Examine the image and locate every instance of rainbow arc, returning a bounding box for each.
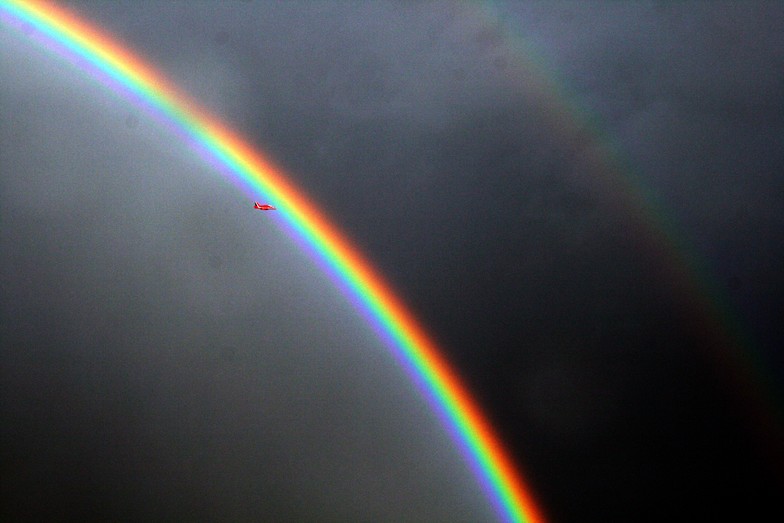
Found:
[0,1,546,521]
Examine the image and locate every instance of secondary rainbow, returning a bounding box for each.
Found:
[0,1,546,521]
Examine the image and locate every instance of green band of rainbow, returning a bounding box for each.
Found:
[0,1,545,521]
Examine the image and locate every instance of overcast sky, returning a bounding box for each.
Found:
[2,1,783,521]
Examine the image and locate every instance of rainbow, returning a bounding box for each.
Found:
[0,1,546,521]
[471,1,784,445]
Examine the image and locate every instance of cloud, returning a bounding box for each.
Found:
[3,1,783,521]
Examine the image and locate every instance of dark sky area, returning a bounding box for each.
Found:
[2,1,783,521]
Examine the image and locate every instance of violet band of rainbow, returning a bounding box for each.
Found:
[0,1,546,521]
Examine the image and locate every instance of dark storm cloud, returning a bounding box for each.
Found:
[3,1,784,522]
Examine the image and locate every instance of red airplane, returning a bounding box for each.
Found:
[254,202,276,211]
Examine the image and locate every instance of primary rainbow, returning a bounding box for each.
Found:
[0,1,546,521]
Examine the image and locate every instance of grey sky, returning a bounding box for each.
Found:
[2,1,783,521]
